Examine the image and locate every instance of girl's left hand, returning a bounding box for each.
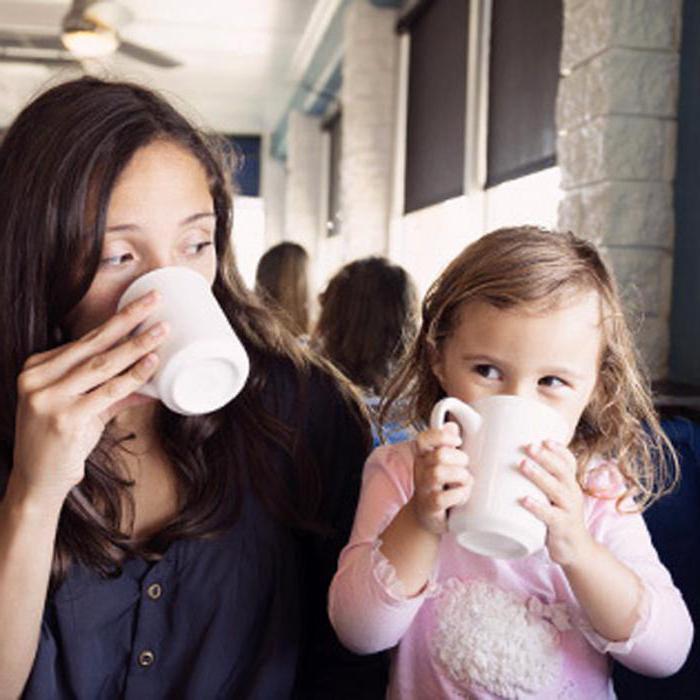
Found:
[519,440,594,567]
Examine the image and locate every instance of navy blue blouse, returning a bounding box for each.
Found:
[19,366,388,699]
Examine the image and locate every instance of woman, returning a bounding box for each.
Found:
[0,77,386,699]
[255,242,310,338]
[313,257,419,444]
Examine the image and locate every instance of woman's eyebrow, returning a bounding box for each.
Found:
[105,212,216,234]
[180,212,216,226]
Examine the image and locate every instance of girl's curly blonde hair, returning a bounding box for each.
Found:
[381,226,678,508]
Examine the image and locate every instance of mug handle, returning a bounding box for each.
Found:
[430,397,482,440]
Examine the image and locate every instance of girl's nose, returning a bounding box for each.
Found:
[502,382,538,402]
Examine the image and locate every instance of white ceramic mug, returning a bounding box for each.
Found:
[118,266,250,415]
[430,395,571,559]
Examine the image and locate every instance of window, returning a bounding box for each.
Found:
[226,135,261,197]
[486,0,562,187]
[401,0,469,213]
[324,111,342,236]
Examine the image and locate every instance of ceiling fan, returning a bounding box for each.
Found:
[0,0,181,68]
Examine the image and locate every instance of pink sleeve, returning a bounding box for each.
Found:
[577,489,694,677]
[328,442,437,654]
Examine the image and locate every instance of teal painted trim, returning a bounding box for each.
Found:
[308,62,342,116]
[270,0,352,161]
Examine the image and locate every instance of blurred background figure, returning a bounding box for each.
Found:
[313,256,419,443]
[255,241,310,338]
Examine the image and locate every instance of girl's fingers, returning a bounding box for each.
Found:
[416,422,462,454]
[19,291,161,390]
[520,459,566,507]
[520,494,555,525]
[58,321,168,395]
[525,441,576,483]
[78,352,160,419]
[420,463,472,493]
[432,484,472,512]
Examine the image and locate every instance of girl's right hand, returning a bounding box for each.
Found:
[411,422,473,536]
[10,291,169,508]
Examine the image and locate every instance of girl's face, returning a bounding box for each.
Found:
[66,139,217,339]
[432,292,603,437]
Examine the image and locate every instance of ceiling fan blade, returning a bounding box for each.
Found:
[118,40,181,68]
[0,32,66,52]
[0,51,76,68]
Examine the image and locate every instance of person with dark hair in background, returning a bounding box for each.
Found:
[0,77,387,699]
[255,241,310,338]
[313,257,419,444]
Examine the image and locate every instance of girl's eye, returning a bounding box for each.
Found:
[539,375,566,388]
[101,252,133,267]
[185,241,213,256]
[474,364,502,380]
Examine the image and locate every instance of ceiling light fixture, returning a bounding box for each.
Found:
[61,26,118,58]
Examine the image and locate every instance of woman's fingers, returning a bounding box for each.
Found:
[58,321,168,396]
[78,352,160,420]
[19,291,161,391]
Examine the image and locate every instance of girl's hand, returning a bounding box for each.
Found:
[411,422,473,536]
[11,291,169,508]
[520,440,594,567]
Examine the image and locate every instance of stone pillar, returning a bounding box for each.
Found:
[557,0,682,378]
[284,110,324,256]
[340,0,400,259]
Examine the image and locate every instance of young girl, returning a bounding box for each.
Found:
[329,227,693,699]
[0,77,387,698]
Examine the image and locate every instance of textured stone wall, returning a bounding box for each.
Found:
[557,0,682,378]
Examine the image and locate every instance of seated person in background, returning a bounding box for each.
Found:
[613,403,700,698]
[313,256,419,445]
[255,241,310,338]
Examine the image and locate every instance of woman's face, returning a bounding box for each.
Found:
[66,139,218,339]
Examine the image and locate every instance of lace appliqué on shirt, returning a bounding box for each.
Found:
[432,579,568,699]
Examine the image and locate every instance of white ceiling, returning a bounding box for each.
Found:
[0,0,324,133]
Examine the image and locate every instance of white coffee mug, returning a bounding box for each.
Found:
[430,395,571,559]
[118,266,250,416]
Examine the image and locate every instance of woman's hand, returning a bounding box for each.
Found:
[520,440,594,566]
[411,422,473,536]
[11,291,169,508]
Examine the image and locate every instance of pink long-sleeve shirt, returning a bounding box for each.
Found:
[329,441,693,699]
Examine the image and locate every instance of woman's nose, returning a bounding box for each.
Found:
[142,251,176,273]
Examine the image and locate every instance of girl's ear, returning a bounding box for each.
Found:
[429,346,446,388]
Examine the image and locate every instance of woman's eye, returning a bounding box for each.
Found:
[539,375,566,388]
[185,241,213,256]
[474,364,502,380]
[101,252,133,267]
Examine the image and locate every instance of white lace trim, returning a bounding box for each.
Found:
[432,579,565,699]
[370,538,440,601]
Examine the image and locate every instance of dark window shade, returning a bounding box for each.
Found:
[486,0,562,188]
[404,0,468,214]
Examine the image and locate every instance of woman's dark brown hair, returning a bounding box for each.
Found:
[314,257,419,395]
[0,77,366,583]
[255,242,310,336]
[382,226,678,509]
